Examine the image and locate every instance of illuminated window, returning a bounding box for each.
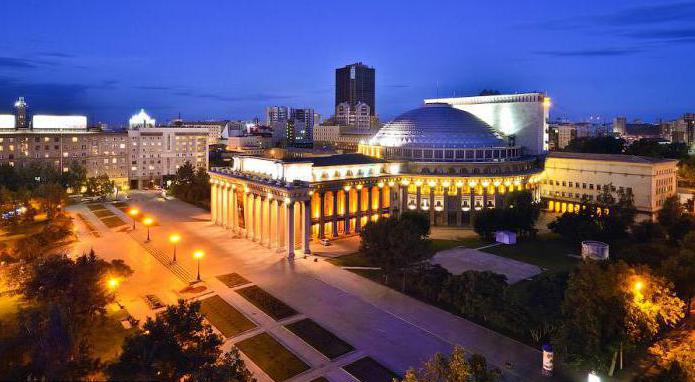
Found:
[71,137,78,142]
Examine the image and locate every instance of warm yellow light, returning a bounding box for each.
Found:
[193,250,205,259]
[107,278,119,290]
[634,280,644,293]
[128,208,140,217]
[169,234,181,244]
[343,185,351,191]
[143,217,153,226]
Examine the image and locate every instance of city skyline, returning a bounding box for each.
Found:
[1,1,694,125]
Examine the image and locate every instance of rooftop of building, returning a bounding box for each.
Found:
[283,153,387,167]
[547,151,678,164]
[368,103,505,149]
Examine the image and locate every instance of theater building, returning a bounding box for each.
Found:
[209,103,543,258]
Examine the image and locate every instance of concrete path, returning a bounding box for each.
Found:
[68,192,546,382]
[432,247,542,284]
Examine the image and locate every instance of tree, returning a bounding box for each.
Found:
[397,345,501,382]
[360,211,433,285]
[548,186,636,244]
[624,139,689,160]
[171,161,211,206]
[554,261,685,375]
[21,251,133,325]
[107,299,253,382]
[472,191,540,240]
[657,195,695,243]
[35,182,67,218]
[564,136,625,154]
[439,271,511,324]
[85,174,115,198]
[630,221,666,243]
[660,247,695,314]
[61,161,87,192]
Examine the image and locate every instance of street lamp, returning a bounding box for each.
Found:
[128,208,140,230]
[193,250,204,281]
[143,217,154,242]
[169,234,181,263]
[107,277,123,309]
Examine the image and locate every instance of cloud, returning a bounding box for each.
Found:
[0,77,90,113]
[623,27,695,40]
[38,51,76,58]
[0,57,41,70]
[534,48,642,57]
[138,84,294,103]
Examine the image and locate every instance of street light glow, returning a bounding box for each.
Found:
[128,208,139,217]
[143,217,153,226]
[193,250,204,259]
[107,277,119,290]
[169,234,181,244]
[634,280,643,293]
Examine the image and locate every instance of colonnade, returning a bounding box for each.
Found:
[211,181,310,259]
[310,184,394,239]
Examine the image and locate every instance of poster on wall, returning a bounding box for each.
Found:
[433,195,444,211]
[486,197,495,208]
[461,196,471,211]
[407,194,417,210]
[474,195,483,210]
[420,197,430,210]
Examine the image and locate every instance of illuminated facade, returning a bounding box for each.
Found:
[541,152,678,218]
[211,103,543,257]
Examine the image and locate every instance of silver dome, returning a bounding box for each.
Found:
[369,103,504,149]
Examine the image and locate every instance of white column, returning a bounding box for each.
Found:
[259,197,266,245]
[222,186,229,228]
[267,198,273,247]
[230,186,237,232]
[303,200,311,255]
[211,183,218,224]
[287,201,295,259]
[247,193,254,239]
[277,201,285,249]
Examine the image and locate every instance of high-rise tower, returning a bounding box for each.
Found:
[335,62,375,116]
[14,97,28,129]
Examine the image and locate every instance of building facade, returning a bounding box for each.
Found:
[0,98,129,188]
[127,114,210,189]
[211,103,543,258]
[335,62,375,115]
[335,101,371,130]
[425,93,550,155]
[313,125,378,151]
[541,152,678,217]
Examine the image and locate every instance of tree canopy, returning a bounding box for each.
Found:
[554,261,684,374]
[397,345,501,382]
[359,211,433,279]
[564,136,625,154]
[107,299,253,382]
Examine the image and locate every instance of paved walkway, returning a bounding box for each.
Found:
[68,192,545,382]
[432,247,542,284]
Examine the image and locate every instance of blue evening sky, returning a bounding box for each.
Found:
[0,0,693,126]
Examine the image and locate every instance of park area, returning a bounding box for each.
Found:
[327,232,579,346]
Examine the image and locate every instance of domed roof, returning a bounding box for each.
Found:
[369,103,504,149]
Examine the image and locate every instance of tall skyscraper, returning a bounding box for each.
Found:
[335,62,375,115]
[289,108,314,144]
[14,97,28,129]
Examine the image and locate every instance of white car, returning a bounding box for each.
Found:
[320,239,331,246]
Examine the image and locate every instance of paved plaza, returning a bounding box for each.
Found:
[67,191,544,382]
[431,246,543,284]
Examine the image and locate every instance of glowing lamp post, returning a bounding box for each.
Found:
[169,234,181,263]
[128,208,139,230]
[107,277,123,309]
[143,217,154,242]
[193,250,204,281]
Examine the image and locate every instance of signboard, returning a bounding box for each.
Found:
[0,114,14,129]
[32,115,87,130]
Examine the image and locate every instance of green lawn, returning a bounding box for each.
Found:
[236,332,310,382]
[216,273,251,288]
[481,233,579,272]
[236,286,298,321]
[87,308,138,363]
[100,215,127,228]
[342,357,399,382]
[86,203,107,212]
[92,209,115,218]
[284,318,354,359]
[199,295,256,338]
[326,252,376,268]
